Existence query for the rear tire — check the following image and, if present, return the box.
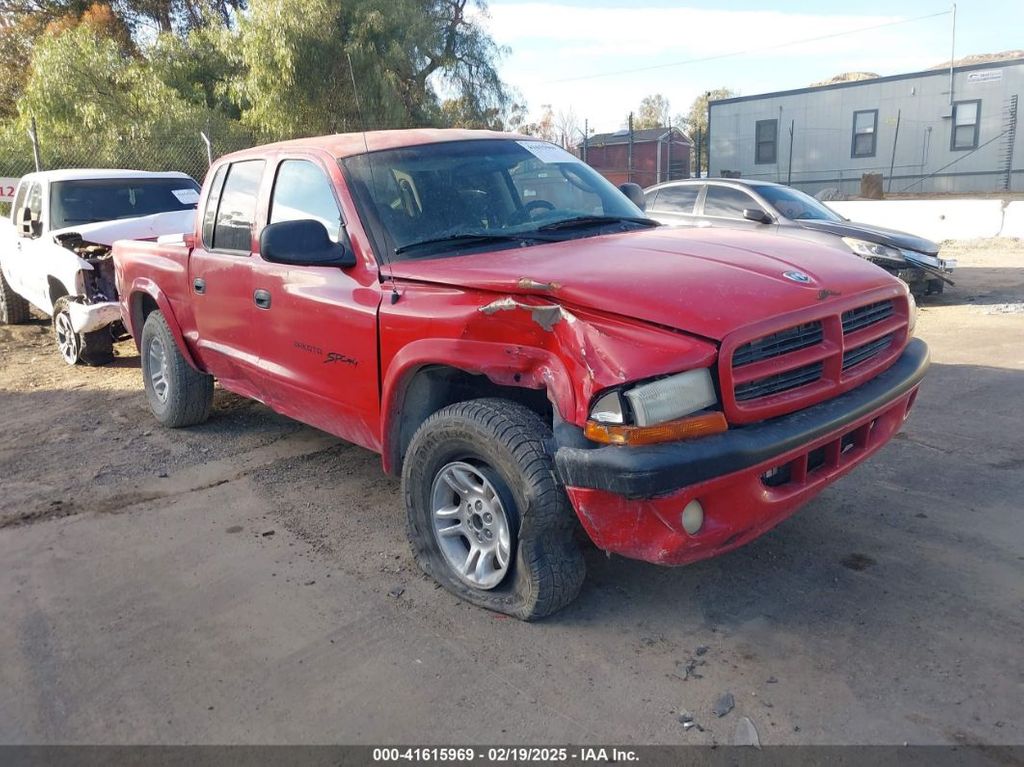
[52,296,114,366]
[0,270,30,325]
[403,398,585,621]
[141,310,213,428]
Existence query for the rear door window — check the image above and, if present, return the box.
[212,160,265,253]
[651,186,700,214]
[702,186,759,218]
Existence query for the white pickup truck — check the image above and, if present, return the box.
[0,169,200,364]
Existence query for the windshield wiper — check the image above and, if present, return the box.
[536,215,660,232]
[394,232,545,255]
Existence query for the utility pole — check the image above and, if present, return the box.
[948,3,957,105]
[583,118,588,163]
[28,117,42,172]
[887,110,902,194]
[627,112,634,183]
[787,120,795,186]
[666,118,672,182]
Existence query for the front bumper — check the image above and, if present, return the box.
[67,300,121,334]
[555,338,929,565]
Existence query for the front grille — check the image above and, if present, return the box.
[734,362,824,402]
[733,321,823,367]
[842,300,894,334]
[843,334,893,371]
[722,293,908,424]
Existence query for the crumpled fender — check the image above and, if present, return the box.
[378,286,719,475]
[379,337,575,475]
[124,277,200,371]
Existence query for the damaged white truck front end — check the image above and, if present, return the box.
[0,169,199,365]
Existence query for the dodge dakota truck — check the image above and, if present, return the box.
[113,130,929,620]
[0,169,200,364]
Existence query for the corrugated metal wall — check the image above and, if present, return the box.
[708,60,1024,195]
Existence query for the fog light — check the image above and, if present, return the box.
[681,500,704,535]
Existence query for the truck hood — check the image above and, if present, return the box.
[795,218,939,256]
[389,227,901,341]
[50,209,196,246]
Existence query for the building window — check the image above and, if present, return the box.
[755,119,777,164]
[951,100,980,151]
[851,109,878,158]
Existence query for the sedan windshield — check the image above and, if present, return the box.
[757,185,842,222]
[342,139,654,260]
[50,177,201,230]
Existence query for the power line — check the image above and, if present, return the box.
[550,10,952,84]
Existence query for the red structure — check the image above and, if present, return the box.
[579,127,692,187]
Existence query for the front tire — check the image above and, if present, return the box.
[141,310,213,428]
[0,270,30,325]
[403,398,585,620]
[52,296,113,366]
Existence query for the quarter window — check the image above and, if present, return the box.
[213,160,265,252]
[27,183,42,218]
[755,119,777,164]
[703,186,759,218]
[201,164,227,248]
[851,110,878,158]
[270,160,343,241]
[650,186,699,214]
[951,100,980,150]
[12,182,27,214]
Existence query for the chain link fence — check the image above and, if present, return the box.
[0,116,269,215]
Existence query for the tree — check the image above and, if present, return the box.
[634,93,670,130]
[553,106,578,148]
[233,0,516,137]
[519,103,555,142]
[677,87,735,175]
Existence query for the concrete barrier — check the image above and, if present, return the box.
[1001,201,1024,239]
[827,199,1007,242]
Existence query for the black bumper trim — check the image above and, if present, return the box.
[554,337,929,498]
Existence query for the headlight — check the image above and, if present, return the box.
[590,368,718,427]
[900,249,942,269]
[841,237,906,264]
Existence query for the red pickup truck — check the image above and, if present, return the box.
[113,130,929,620]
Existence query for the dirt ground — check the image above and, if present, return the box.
[1,240,1022,745]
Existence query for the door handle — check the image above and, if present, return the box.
[253,289,272,310]
[193,277,206,294]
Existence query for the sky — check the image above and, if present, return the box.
[479,0,1024,134]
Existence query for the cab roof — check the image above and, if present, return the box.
[220,129,533,163]
[18,169,196,183]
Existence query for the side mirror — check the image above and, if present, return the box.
[743,208,772,224]
[18,206,39,237]
[618,182,646,212]
[259,219,356,268]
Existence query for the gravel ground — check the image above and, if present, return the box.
[1,239,1022,745]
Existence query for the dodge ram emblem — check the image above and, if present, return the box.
[783,270,812,283]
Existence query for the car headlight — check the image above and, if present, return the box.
[586,369,726,445]
[841,237,906,264]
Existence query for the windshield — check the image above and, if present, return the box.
[756,185,842,222]
[49,177,201,229]
[341,139,651,260]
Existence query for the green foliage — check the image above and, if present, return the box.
[0,0,516,178]
[634,94,670,130]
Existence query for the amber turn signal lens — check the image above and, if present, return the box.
[584,411,728,446]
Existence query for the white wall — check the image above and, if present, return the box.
[827,199,1022,242]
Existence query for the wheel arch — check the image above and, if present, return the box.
[380,340,576,476]
[127,281,201,371]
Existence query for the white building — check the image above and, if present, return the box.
[708,56,1023,195]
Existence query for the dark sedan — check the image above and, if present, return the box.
[643,179,955,297]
